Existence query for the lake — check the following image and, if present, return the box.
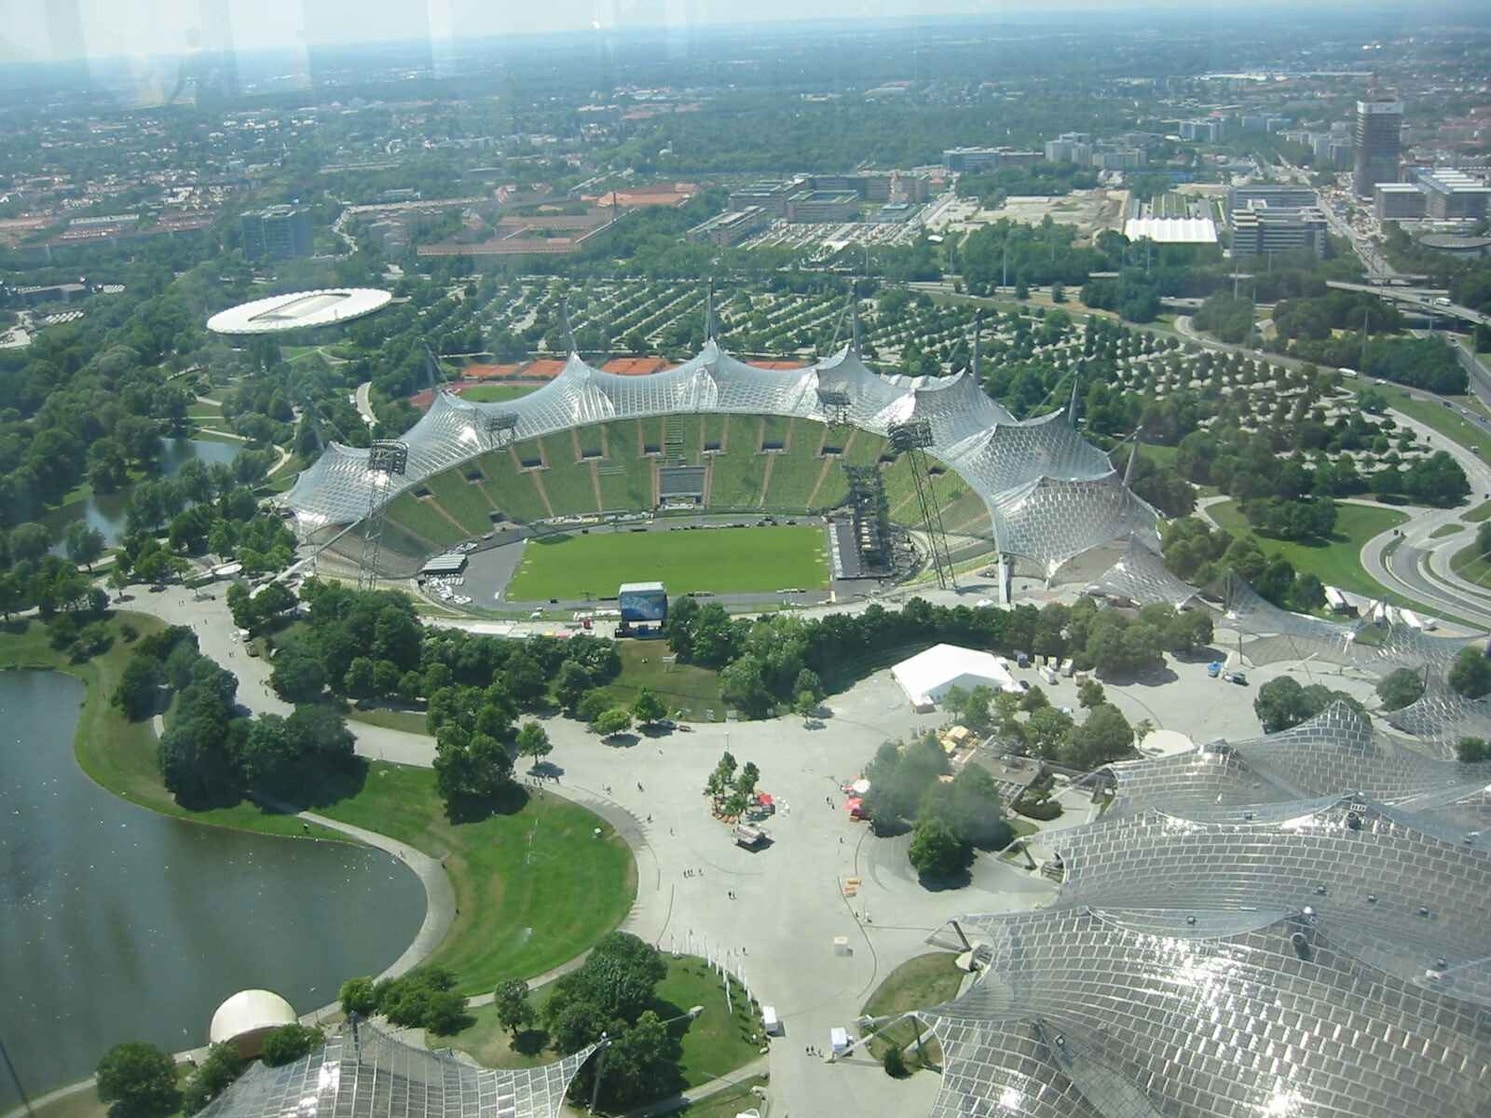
[45,437,244,548]
[0,670,425,1104]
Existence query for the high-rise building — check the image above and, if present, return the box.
[1230,207,1328,260]
[241,205,313,262]
[1353,100,1403,198]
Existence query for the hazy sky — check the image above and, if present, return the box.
[0,0,1430,64]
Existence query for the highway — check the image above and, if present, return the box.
[1325,280,1491,330]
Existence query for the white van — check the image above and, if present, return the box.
[762,1005,782,1035]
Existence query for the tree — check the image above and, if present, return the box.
[736,760,761,797]
[340,976,377,1016]
[1449,646,1491,700]
[575,689,610,725]
[883,1044,909,1078]
[1376,667,1426,712]
[433,726,515,814]
[516,721,553,766]
[631,688,668,727]
[908,817,971,879]
[705,751,739,800]
[178,1043,244,1115]
[261,1024,323,1066]
[1253,676,1316,733]
[1064,704,1134,770]
[95,1042,180,1118]
[493,978,536,1038]
[270,644,327,703]
[65,521,105,571]
[554,660,593,713]
[1077,678,1105,709]
[113,656,165,721]
[593,708,633,739]
[1456,736,1491,763]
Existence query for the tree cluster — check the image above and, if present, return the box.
[665,595,1206,720]
[541,932,682,1110]
[336,966,471,1035]
[110,623,357,809]
[703,750,762,819]
[1253,676,1368,734]
[862,738,1014,880]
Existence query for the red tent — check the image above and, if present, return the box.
[845,797,866,819]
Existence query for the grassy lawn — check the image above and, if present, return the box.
[445,955,761,1089]
[0,613,340,841]
[603,639,725,721]
[23,1089,108,1118]
[347,704,430,734]
[318,762,636,993]
[860,952,965,1073]
[1451,542,1491,590]
[655,956,765,1088]
[1206,499,1408,598]
[507,526,829,600]
[1430,523,1465,539]
[460,383,538,403]
[1465,500,1491,523]
[676,1076,770,1116]
[1377,387,1491,459]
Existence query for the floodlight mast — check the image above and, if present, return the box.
[485,412,520,450]
[816,387,852,427]
[357,440,409,590]
[888,419,957,590]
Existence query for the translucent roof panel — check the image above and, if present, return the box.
[923,906,1491,1118]
[283,342,1158,570]
[198,1021,599,1118]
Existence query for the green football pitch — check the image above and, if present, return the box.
[505,525,830,600]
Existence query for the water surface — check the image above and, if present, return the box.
[0,670,424,1104]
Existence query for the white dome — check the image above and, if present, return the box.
[209,989,297,1047]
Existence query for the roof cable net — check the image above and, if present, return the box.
[285,341,1157,570]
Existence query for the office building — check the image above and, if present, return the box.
[785,190,860,223]
[1353,100,1404,198]
[1419,169,1491,221]
[241,205,313,262]
[942,148,1003,173]
[1095,148,1147,171]
[726,180,802,218]
[1374,183,1427,221]
[685,206,770,247]
[1226,185,1316,215]
[1180,119,1226,143]
[1231,207,1328,260]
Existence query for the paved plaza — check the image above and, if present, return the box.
[120,584,1383,1118]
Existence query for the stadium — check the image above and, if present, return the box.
[284,336,1159,608]
[207,288,392,335]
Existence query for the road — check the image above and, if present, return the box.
[354,380,377,428]
[1326,280,1490,330]
[1357,404,1491,629]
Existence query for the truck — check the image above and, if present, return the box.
[734,823,769,849]
[1059,658,1075,677]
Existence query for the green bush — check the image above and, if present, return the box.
[1013,796,1063,821]
[261,1024,324,1066]
[883,1044,909,1078]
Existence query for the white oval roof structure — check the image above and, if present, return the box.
[209,989,297,1046]
[207,288,391,335]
